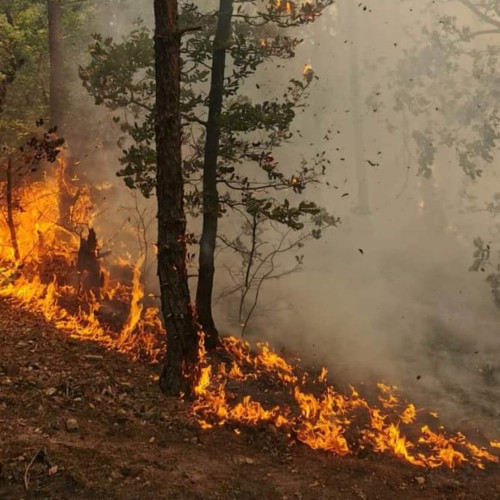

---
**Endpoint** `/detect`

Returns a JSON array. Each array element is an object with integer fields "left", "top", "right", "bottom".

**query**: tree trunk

[
  {"left": 48, "top": 0, "right": 64, "bottom": 131},
  {"left": 345, "top": 0, "right": 370, "bottom": 215},
  {"left": 6, "top": 157, "right": 20, "bottom": 262},
  {"left": 154, "top": 0, "right": 199, "bottom": 396},
  {"left": 195, "top": 0, "right": 233, "bottom": 349}
]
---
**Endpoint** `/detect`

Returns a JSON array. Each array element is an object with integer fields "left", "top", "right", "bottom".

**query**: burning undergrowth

[
  {"left": 1, "top": 153, "right": 499, "bottom": 471},
  {"left": 0, "top": 153, "right": 165, "bottom": 363},
  {"left": 194, "top": 337, "right": 500, "bottom": 470}
]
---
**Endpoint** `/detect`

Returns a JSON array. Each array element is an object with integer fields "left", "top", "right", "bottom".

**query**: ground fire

[{"left": 1, "top": 153, "right": 499, "bottom": 472}]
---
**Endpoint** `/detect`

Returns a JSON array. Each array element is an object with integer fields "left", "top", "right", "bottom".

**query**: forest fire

[
  {"left": 0, "top": 154, "right": 164, "bottom": 363},
  {"left": 1, "top": 154, "right": 499, "bottom": 471},
  {"left": 4, "top": 0, "right": 500, "bottom": 496},
  {"left": 193, "top": 336, "right": 500, "bottom": 469}
]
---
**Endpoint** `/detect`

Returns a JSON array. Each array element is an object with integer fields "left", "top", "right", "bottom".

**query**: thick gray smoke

[{"left": 211, "top": 0, "right": 500, "bottom": 430}]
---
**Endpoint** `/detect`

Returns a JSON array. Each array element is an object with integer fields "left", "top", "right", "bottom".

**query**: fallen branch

[
  {"left": 24, "top": 449, "right": 44, "bottom": 491},
  {"left": 23, "top": 447, "right": 52, "bottom": 491}
]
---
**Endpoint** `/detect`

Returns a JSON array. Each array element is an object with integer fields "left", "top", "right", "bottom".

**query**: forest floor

[{"left": 1, "top": 299, "right": 500, "bottom": 500}]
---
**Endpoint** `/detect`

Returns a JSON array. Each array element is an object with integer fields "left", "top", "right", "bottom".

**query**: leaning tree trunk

[
  {"left": 48, "top": 0, "right": 64, "bottom": 131},
  {"left": 154, "top": 0, "right": 199, "bottom": 396},
  {"left": 195, "top": 0, "right": 233, "bottom": 349}
]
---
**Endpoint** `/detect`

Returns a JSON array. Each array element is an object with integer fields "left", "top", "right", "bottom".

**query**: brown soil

[{"left": 1, "top": 299, "right": 500, "bottom": 500}]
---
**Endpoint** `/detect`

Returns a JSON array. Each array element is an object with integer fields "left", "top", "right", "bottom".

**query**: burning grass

[
  {"left": 1, "top": 154, "right": 499, "bottom": 471},
  {"left": 194, "top": 337, "right": 500, "bottom": 470}
]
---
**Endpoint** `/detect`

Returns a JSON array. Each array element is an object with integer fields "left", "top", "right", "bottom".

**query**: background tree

[
  {"left": 0, "top": 0, "right": 128, "bottom": 145},
  {"left": 362, "top": 0, "right": 500, "bottom": 305},
  {"left": 0, "top": 0, "right": 51, "bottom": 143},
  {"left": 47, "top": 0, "right": 63, "bottom": 130},
  {"left": 0, "top": 1, "right": 25, "bottom": 114}
]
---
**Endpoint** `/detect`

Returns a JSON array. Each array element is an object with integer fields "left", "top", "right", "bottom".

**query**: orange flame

[
  {"left": 1, "top": 155, "right": 499, "bottom": 471},
  {"left": 191, "top": 337, "right": 500, "bottom": 469}
]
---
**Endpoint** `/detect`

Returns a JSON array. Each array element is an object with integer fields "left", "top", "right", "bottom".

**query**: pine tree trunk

[
  {"left": 48, "top": 0, "right": 64, "bottom": 131},
  {"left": 195, "top": 0, "right": 233, "bottom": 349},
  {"left": 154, "top": 0, "right": 199, "bottom": 396}
]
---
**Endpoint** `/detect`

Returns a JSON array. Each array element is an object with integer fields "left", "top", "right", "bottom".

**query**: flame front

[
  {"left": 192, "top": 337, "right": 500, "bottom": 469},
  {"left": 1, "top": 154, "right": 499, "bottom": 470},
  {"left": 0, "top": 155, "right": 164, "bottom": 362}
]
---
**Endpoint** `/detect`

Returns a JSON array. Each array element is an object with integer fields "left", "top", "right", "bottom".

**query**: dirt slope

[{"left": 1, "top": 299, "right": 500, "bottom": 500}]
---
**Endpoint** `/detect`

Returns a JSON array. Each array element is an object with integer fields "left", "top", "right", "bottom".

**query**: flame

[
  {"left": 115, "top": 254, "right": 163, "bottom": 359},
  {"left": 400, "top": 404, "right": 417, "bottom": 425},
  {"left": 317, "top": 366, "right": 328, "bottom": 383},
  {"left": 275, "top": 0, "right": 293, "bottom": 14},
  {"left": 272, "top": 0, "right": 327, "bottom": 21},
  {"left": 293, "top": 386, "right": 350, "bottom": 455},
  {"left": 0, "top": 155, "right": 163, "bottom": 362},
  {"left": 191, "top": 336, "right": 500, "bottom": 469},
  {"left": 1, "top": 154, "right": 499, "bottom": 471}
]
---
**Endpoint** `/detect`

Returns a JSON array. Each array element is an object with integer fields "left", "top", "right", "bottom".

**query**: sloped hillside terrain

[{"left": 1, "top": 300, "right": 500, "bottom": 500}]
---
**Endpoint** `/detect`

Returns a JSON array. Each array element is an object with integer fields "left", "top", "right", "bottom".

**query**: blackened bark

[
  {"left": 48, "top": 0, "right": 64, "bottom": 131},
  {"left": 6, "top": 157, "right": 20, "bottom": 262},
  {"left": 154, "top": 0, "right": 199, "bottom": 396},
  {"left": 195, "top": 0, "right": 233, "bottom": 349},
  {"left": 77, "top": 228, "right": 102, "bottom": 298}
]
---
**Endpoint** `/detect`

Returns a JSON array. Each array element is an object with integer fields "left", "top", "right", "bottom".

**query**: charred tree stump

[{"left": 77, "top": 228, "right": 103, "bottom": 299}]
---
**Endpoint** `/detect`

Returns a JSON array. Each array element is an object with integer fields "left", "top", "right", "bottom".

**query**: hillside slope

[{"left": 1, "top": 299, "right": 500, "bottom": 500}]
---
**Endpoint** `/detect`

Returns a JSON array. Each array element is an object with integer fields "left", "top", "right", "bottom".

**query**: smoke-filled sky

[{"left": 82, "top": 0, "right": 500, "bottom": 429}]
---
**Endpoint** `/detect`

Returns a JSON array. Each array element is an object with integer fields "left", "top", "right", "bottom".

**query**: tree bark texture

[
  {"left": 195, "top": 0, "right": 233, "bottom": 349},
  {"left": 154, "top": 0, "right": 199, "bottom": 396}
]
